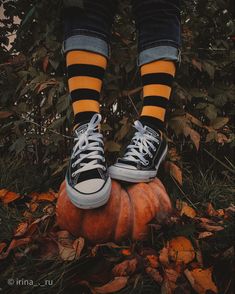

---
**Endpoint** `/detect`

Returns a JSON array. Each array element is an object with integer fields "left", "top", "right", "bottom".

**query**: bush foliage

[{"left": 0, "top": 0, "right": 234, "bottom": 192}]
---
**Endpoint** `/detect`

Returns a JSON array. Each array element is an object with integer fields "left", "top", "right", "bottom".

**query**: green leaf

[{"left": 49, "top": 116, "right": 66, "bottom": 129}]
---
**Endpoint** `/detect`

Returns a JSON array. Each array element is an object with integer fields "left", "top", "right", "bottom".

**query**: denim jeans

[{"left": 63, "top": 0, "right": 181, "bottom": 66}]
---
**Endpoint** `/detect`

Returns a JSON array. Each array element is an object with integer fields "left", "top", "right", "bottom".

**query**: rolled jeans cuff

[
  {"left": 62, "top": 34, "right": 110, "bottom": 59},
  {"left": 138, "top": 45, "right": 181, "bottom": 67}
]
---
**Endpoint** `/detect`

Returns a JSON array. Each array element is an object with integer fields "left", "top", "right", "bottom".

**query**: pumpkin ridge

[
  {"left": 126, "top": 184, "right": 135, "bottom": 240},
  {"left": 111, "top": 181, "right": 122, "bottom": 241}
]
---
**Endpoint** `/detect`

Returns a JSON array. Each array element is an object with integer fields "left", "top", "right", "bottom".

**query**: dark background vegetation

[
  {"left": 0, "top": 0, "right": 234, "bottom": 198},
  {"left": 0, "top": 1, "right": 234, "bottom": 293}
]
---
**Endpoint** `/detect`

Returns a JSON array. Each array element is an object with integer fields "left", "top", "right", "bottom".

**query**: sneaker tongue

[
  {"left": 144, "top": 125, "right": 161, "bottom": 138},
  {"left": 74, "top": 122, "right": 89, "bottom": 136}
]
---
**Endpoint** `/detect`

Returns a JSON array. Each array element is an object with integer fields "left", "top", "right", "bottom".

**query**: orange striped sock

[
  {"left": 66, "top": 50, "right": 107, "bottom": 127},
  {"left": 139, "top": 60, "right": 176, "bottom": 133}
]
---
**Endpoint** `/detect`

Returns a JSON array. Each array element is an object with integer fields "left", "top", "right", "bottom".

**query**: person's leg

[
  {"left": 109, "top": 0, "right": 181, "bottom": 182},
  {"left": 63, "top": 0, "right": 117, "bottom": 208},
  {"left": 63, "top": 0, "right": 117, "bottom": 127}
]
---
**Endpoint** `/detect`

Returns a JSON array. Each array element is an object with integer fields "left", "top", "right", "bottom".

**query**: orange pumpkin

[{"left": 56, "top": 179, "right": 172, "bottom": 244}]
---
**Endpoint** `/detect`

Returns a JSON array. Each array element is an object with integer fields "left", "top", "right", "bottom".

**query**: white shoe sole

[
  {"left": 109, "top": 145, "right": 168, "bottom": 183},
  {"left": 65, "top": 176, "right": 112, "bottom": 209}
]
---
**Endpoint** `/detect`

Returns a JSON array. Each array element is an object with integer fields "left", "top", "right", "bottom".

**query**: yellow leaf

[
  {"left": 1, "top": 191, "right": 21, "bottom": 204},
  {"left": 184, "top": 268, "right": 218, "bottom": 294},
  {"left": 36, "top": 191, "right": 56, "bottom": 202},
  {"left": 14, "top": 222, "right": 28, "bottom": 237},
  {"left": 168, "top": 236, "right": 195, "bottom": 264},
  {"left": 165, "top": 161, "right": 182, "bottom": 185},
  {"left": 177, "top": 200, "right": 197, "bottom": 218}
]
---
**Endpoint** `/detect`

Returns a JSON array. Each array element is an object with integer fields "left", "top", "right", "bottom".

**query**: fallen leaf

[
  {"left": 14, "top": 222, "right": 28, "bottom": 237},
  {"left": 0, "top": 189, "right": 8, "bottom": 199},
  {"left": 165, "top": 161, "right": 182, "bottom": 185},
  {"left": 184, "top": 268, "right": 218, "bottom": 294},
  {"left": 199, "top": 223, "right": 224, "bottom": 232},
  {"left": 73, "top": 237, "right": 85, "bottom": 258},
  {"left": 168, "top": 236, "right": 195, "bottom": 264},
  {"left": 192, "top": 59, "right": 202, "bottom": 71},
  {"left": 91, "top": 242, "right": 123, "bottom": 256},
  {"left": 159, "top": 246, "right": 169, "bottom": 265},
  {"left": 120, "top": 249, "right": 132, "bottom": 256},
  {"left": 57, "top": 230, "right": 77, "bottom": 260},
  {"left": 177, "top": 200, "right": 197, "bottom": 218},
  {"left": 0, "top": 237, "right": 31, "bottom": 260},
  {"left": 0, "top": 191, "right": 21, "bottom": 204},
  {"left": 145, "top": 267, "right": 163, "bottom": 284},
  {"left": 146, "top": 254, "right": 159, "bottom": 268},
  {"left": 0, "top": 242, "right": 7, "bottom": 254},
  {"left": 206, "top": 203, "right": 217, "bottom": 217},
  {"left": 198, "top": 232, "right": 213, "bottom": 239},
  {"left": 112, "top": 258, "right": 138, "bottom": 276},
  {"left": 36, "top": 191, "right": 56, "bottom": 202},
  {"left": 93, "top": 276, "right": 128, "bottom": 293}
]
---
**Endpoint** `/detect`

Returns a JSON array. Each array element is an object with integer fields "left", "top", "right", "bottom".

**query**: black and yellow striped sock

[
  {"left": 139, "top": 60, "right": 176, "bottom": 134},
  {"left": 66, "top": 50, "right": 107, "bottom": 127}
]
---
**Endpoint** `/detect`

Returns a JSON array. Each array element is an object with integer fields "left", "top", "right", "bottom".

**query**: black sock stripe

[
  {"left": 142, "top": 73, "right": 174, "bottom": 87},
  {"left": 70, "top": 89, "right": 100, "bottom": 102},
  {"left": 67, "top": 64, "right": 105, "bottom": 80},
  {"left": 139, "top": 116, "right": 166, "bottom": 133},
  {"left": 74, "top": 111, "right": 97, "bottom": 125},
  {"left": 143, "top": 96, "right": 169, "bottom": 108}
]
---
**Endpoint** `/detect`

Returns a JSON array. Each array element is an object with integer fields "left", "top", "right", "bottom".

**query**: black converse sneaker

[
  {"left": 65, "top": 114, "right": 111, "bottom": 209},
  {"left": 109, "top": 120, "right": 168, "bottom": 183}
]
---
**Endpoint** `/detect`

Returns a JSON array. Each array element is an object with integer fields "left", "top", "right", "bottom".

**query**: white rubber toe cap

[{"left": 75, "top": 178, "right": 105, "bottom": 194}]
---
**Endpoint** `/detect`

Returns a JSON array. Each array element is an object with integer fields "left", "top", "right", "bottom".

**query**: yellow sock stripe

[
  {"left": 141, "top": 106, "right": 166, "bottom": 121},
  {"left": 141, "top": 60, "right": 176, "bottom": 76},
  {"left": 72, "top": 100, "right": 100, "bottom": 114},
  {"left": 66, "top": 50, "right": 107, "bottom": 68},
  {"left": 143, "top": 84, "right": 172, "bottom": 98},
  {"left": 68, "top": 76, "right": 102, "bottom": 93}
]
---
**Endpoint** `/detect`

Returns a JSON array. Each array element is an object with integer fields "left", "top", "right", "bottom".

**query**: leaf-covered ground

[{"left": 0, "top": 159, "right": 234, "bottom": 294}]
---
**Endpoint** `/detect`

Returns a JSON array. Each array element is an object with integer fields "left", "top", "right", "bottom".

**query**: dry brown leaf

[
  {"left": 1, "top": 191, "right": 21, "bottom": 204},
  {"left": 112, "top": 258, "right": 138, "bottom": 276},
  {"left": 57, "top": 230, "right": 77, "bottom": 260},
  {"left": 91, "top": 242, "right": 123, "bottom": 256},
  {"left": 165, "top": 161, "right": 182, "bottom": 185},
  {"left": 216, "top": 209, "right": 224, "bottom": 217},
  {"left": 29, "top": 202, "right": 39, "bottom": 212},
  {"left": 0, "top": 242, "right": 7, "bottom": 254},
  {"left": 146, "top": 254, "right": 159, "bottom": 268},
  {"left": 159, "top": 246, "right": 169, "bottom": 265},
  {"left": 145, "top": 267, "right": 163, "bottom": 284},
  {"left": 206, "top": 203, "right": 217, "bottom": 217},
  {"left": 199, "top": 223, "right": 224, "bottom": 232},
  {"left": 0, "top": 237, "right": 31, "bottom": 260},
  {"left": 177, "top": 200, "right": 197, "bottom": 218},
  {"left": 72, "top": 237, "right": 85, "bottom": 258},
  {"left": 0, "top": 189, "right": 8, "bottom": 199},
  {"left": 184, "top": 268, "right": 218, "bottom": 294},
  {"left": 93, "top": 277, "right": 128, "bottom": 294},
  {"left": 120, "top": 249, "right": 132, "bottom": 256},
  {"left": 14, "top": 222, "right": 28, "bottom": 237},
  {"left": 36, "top": 191, "right": 56, "bottom": 202},
  {"left": 168, "top": 236, "right": 195, "bottom": 264},
  {"left": 198, "top": 231, "right": 213, "bottom": 239}
]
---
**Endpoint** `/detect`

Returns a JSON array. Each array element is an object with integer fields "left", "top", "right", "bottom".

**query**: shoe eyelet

[
  {"left": 143, "top": 161, "right": 149, "bottom": 166},
  {"left": 72, "top": 172, "right": 76, "bottom": 177},
  {"left": 150, "top": 154, "right": 153, "bottom": 158},
  {"left": 72, "top": 163, "right": 75, "bottom": 168},
  {"left": 102, "top": 166, "right": 106, "bottom": 171}
]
